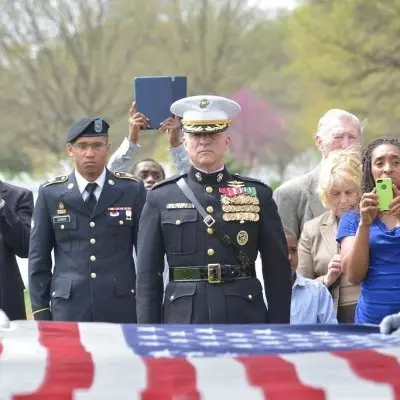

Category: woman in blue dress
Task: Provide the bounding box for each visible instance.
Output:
[337,137,400,324]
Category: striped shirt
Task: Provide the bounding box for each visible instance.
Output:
[291,273,338,324]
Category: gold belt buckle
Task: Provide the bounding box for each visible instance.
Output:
[208,263,221,284]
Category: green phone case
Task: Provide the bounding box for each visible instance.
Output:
[376,178,393,211]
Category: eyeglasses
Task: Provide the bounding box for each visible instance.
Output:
[73,142,108,152]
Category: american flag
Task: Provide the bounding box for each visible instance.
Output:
[1,321,400,399]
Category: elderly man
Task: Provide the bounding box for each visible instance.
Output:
[29,117,146,322]
[273,109,362,239]
[136,95,292,324]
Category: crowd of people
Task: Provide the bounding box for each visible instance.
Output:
[0,94,400,333]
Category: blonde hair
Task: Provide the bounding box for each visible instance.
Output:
[318,146,362,208]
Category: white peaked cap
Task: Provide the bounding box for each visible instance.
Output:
[171,95,241,134]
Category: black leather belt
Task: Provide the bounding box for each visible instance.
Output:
[169,264,256,284]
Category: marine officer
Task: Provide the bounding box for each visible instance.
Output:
[136,95,292,324]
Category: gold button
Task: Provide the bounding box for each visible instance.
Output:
[170,295,175,301]
[90,238,96,245]
[119,220,124,225]
[206,206,214,213]
[90,221,95,228]
[131,289,135,294]
[90,255,96,262]
[207,227,214,235]
[207,248,215,256]
[176,219,181,225]
[60,225,65,230]
[248,294,253,300]
[91,272,97,279]
[206,186,213,193]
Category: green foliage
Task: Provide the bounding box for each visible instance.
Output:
[224,151,246,174]
[288,0,400,142]
[7,0,400,178]
[0,148,33,178]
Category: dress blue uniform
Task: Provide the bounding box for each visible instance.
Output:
[136,96,292,324]
[28,117,146,322]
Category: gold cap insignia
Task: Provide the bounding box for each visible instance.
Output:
[199,98,210,109]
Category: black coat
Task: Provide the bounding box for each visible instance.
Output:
[28,169,146,322]
[0,181,33,320]
[136,166,292,324]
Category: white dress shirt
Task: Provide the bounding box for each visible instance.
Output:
[74,168,106,201]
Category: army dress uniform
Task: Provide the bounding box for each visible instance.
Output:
[136,96,292,324]
[28,118,146,322]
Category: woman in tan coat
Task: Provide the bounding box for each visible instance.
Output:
[297,147,361,322]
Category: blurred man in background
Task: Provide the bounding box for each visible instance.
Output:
[0,180,33,320]
[273,109,362,239]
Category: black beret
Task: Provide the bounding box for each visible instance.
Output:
[67,117,110,143]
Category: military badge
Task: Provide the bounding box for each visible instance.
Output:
[237,230,249,246]
[166,203,195,209]
[108,179,115,186]
[199,98,210,109]
[107,207,132,219]
[94,118,103,133]
[217,172,223,183]
[43,175,68,187]
[227,180,245,188]
[195,172,202,182]
[67,183,74,190]
[57,202,66,215]
[53,215,71,224]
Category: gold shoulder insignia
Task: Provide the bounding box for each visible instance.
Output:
[114,171,139,181]
[43,175,68,187]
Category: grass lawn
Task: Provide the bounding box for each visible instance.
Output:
[24,290,33,319]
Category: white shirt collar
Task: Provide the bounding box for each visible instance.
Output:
[194,164,225,174]
[74,168,107,197]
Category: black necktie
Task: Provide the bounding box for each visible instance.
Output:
[85,183,98,212]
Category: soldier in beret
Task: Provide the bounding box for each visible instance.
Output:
[136,95,292,324]
[28,117,146,322]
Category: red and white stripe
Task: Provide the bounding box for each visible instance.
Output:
[1,322,400,399]
[0,321,47,399]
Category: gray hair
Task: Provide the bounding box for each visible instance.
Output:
[315,109,363,138]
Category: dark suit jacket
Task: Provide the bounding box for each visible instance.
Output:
[0,181,33,320]
[28,169,146,322]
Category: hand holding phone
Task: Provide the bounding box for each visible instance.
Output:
[376,178,393,211]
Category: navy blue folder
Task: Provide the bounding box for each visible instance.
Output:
[133,76,187,130]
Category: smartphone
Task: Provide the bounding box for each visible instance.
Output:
[376,178,393,211]
[133,76,187,130]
